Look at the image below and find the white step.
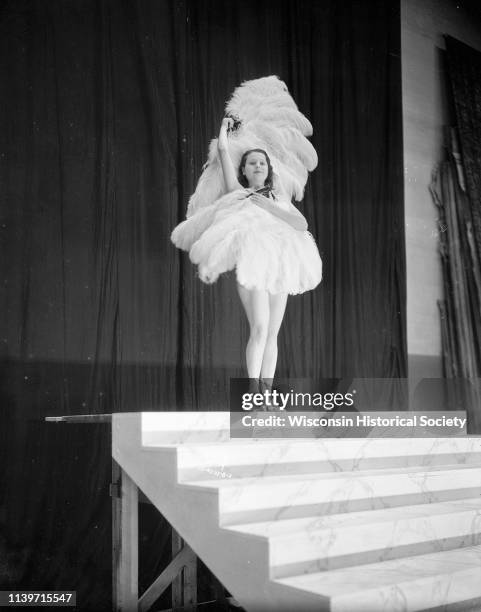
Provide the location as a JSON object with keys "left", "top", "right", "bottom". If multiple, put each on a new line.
{"left": 140, "top": 411, "right": 475, "bottom": 447}
{"left": 226, "top": 497, "right": 481, "bottom": 577}
{"left": 275, "top": 545, "right": 481, "bottom": 612}
{"left": 172, "top": 438, "right": 481, "bottom": 481}
{"left": 183, "top": 463, "right": 481, "bottom": 524}
{"left": 141, "top": 412, "right": 230, "bottom": 445}
{"left": 113, "top": 414, "right": 481, "bottom": 612}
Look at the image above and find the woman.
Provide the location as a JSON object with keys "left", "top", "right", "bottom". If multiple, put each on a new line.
{"left": 171, "top": 116, "right": 323, "bottom": 398}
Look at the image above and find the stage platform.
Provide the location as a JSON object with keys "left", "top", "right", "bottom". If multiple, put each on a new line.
{"left": 47, "top": 412, "right": 481, "bottom": 612}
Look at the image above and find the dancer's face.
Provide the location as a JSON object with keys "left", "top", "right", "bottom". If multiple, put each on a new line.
{"left": 242, "top": 152, "right": 269, "bottom": 188}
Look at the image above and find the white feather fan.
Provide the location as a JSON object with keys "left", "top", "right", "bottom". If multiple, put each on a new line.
{"left": 186, "top": 75, "right": 317, "bottom": 218}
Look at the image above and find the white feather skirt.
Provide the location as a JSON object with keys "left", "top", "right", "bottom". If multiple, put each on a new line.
{"left": 171, "top": 189, "right": 323, "bottom": 295}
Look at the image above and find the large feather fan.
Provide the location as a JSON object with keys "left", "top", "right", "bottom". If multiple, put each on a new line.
{"left": 186, "top": 75, "right": 317, "bottom": 218}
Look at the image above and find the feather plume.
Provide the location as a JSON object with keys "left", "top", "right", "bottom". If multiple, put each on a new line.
{"left": 186, "top": 75, "right": 317, "bottom": 217}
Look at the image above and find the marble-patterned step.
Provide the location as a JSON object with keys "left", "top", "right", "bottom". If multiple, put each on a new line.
{"left": 226, "top": 497, "right": 481, "bottom": 578}
{"left": 114, "top": 414, "right": 481, "bottom": 612}
{"left": 174, "top": 438, "right": 481, "bottom": 481}
{"left": 141, "top": 412, "right": 230, "bottom": 445}
{"left": 275, "top": 544, "right": 481, "bottom": 612}
{"left": 183, "top": 463, "right": 481, "bottom": 525}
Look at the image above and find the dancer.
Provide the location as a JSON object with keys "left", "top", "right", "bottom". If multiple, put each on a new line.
{"left": 171, "top": 76, "right": 322, "bottom": 399}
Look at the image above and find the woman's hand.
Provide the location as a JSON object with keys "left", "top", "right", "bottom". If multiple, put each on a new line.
{"left": 250, "top": 193, "right": 273, "bottom": 211}
{"left": 218, "top": 117, "right": 234, "bottom": 151}
{"left": 250, "top": 193, "right": 308, "bottom": 231}
{"left": 221, "top": 117, "right": 234, "bottom": 131}
{"left": 217, "top": 117, "right": 243, "bottom": 191}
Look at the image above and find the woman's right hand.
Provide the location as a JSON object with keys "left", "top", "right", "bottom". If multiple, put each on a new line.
{"left": 221, "top": 117, "right": 234, "bottom": 132}
{"left": 218, "top": 117, "right": 233, "bottom": 151}
{"left": 217, "top": 117, "right": 243, "bottom": 190}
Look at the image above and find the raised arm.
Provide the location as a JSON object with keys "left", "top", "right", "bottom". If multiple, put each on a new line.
{"left": 217, "top": 118, "right": 243, "bottom": 193}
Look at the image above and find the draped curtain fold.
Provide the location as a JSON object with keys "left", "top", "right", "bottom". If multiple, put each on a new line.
{"left": 433, "top": 36, "right": 481, "bottom": 431}
{"left": 445, "top": 36, "right": 481, "bottom": 265}
{"left": 1, "top": 0, "right": 404, "bottom": 607}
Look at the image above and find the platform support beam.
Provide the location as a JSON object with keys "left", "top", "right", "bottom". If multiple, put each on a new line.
{"left": 172, "top": 531, "right": 197, "bottom": 611}
{"left": 112, "top": 461, "right": 204, "bottom": 612}
{"left": 112, "top": 461, "right": 139, "bottom": 612}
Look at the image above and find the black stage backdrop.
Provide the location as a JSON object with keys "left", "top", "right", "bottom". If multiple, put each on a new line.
{"left": 1, "top": 0, "right": 405, "bottom": 608}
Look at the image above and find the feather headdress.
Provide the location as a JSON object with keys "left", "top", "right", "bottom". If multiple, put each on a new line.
{"left": 186, "top": 75, "right": 317, "bottom": 218}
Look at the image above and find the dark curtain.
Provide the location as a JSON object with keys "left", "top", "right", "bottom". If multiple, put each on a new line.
{"left": 1, "top": 0, "right": 405, "bottom": 608}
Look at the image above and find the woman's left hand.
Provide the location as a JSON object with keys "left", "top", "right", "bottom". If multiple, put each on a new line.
{"left": 250, "top": 193, "right": 271, "bottom": 210}
{"left": 250, "top": 192, "right": 308, "bottom": 231}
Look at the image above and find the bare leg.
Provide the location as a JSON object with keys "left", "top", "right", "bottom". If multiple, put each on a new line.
{"left": 237, "top": 284, "right": 270, "bottom": 378}
{"left": 260, "top": 292, "right": 288, "bottom": 383}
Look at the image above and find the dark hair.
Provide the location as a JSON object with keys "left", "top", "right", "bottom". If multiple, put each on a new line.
{"left": 238, "top": 149, "right": 274, "bottom": 189}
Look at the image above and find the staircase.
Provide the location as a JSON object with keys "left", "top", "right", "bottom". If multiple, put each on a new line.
{"left": 112, "top": 412, "right": 481, "bottom": 612}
